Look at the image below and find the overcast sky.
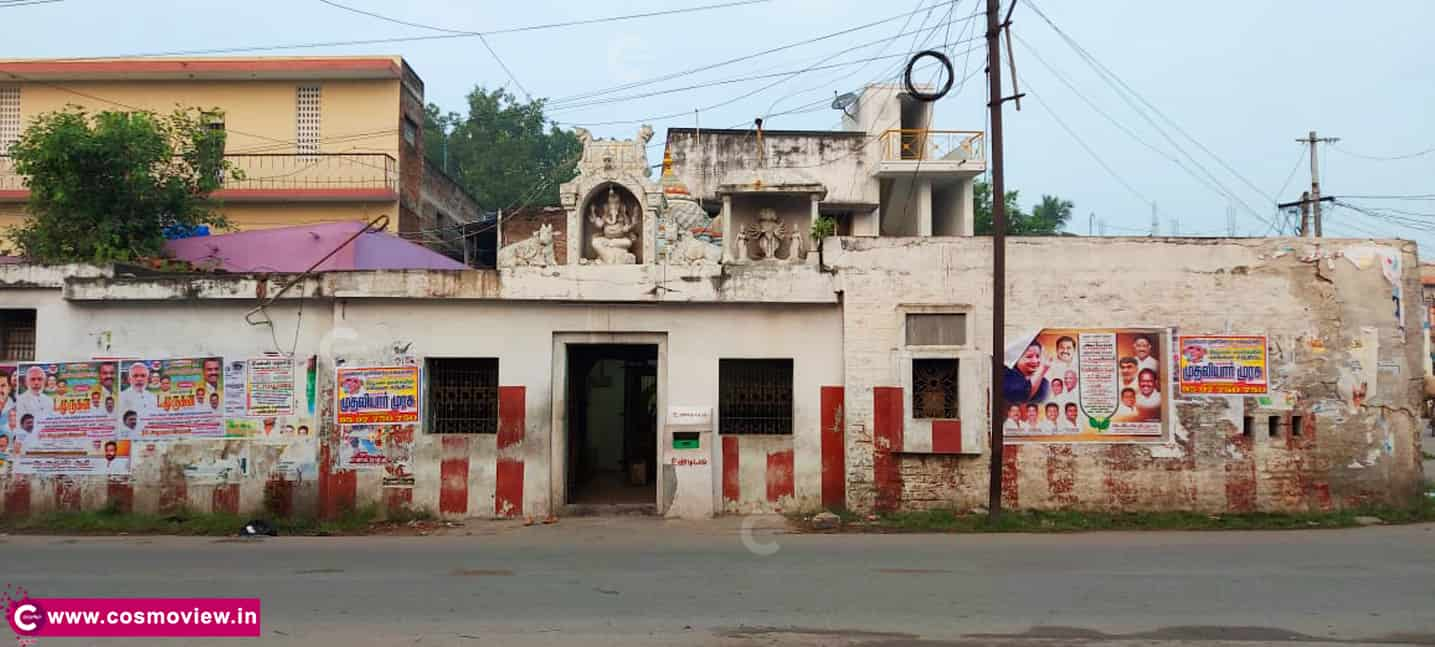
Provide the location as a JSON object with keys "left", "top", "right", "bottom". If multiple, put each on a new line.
{"left": 7, "top": 0, "right": 1435, "bottom": 249}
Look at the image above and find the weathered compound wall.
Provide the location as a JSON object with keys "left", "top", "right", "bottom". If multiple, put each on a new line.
{"left": 830, "top": 236, "right": 1426, "bottom": 514}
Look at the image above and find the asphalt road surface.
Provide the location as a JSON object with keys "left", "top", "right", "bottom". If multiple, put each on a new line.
{"left": 4, "top": 517, "right": 1435, "bottom": 647}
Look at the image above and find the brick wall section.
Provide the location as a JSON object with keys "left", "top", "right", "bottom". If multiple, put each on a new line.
{"left": 830, "top": 237, "right": 1425, "bottom": 514}
{"left": 419, "top": 162, "right": 482, "bottom": 262}
{"left": 396, "top": 63, "right": 426, "bottom": 236}
{"left": 500, "top": 207, "right": 568, "bottom": 265}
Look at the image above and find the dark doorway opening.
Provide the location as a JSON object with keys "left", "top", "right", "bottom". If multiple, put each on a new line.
{"left": 566, "top": 344, "right": 658, "bottom": 508}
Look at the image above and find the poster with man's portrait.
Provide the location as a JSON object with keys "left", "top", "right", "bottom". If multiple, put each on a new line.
{"left": 1002, "top": 328, "right": 1167, "bottom": 442}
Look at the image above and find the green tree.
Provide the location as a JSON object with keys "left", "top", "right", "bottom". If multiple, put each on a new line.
{"left": 973, "top": 181, "right": 1075, "bottom": 235}
{"left": 6, "top": 107, "right": 235, "bottom": 263}
{"left": 426, "top": 87, "right": 581, "bottom": 210}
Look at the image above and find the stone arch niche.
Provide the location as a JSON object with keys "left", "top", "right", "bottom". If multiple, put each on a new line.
{"left": 579, "top": 182, "right": 644, "bottom": 264}
{"left": 557, "top": 124, "right": 661, "bottom": 265}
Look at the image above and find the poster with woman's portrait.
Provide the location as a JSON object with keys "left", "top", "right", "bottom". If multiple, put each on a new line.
{"left": 1002, "top": 328, "right": 1167, "bottom": 442}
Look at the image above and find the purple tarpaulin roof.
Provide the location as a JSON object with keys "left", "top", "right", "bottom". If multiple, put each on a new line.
{"left": 164, "top": 221, "right": 467, "bottom": 272}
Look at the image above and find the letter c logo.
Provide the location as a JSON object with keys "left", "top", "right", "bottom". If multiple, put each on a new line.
{"left": 12, "top": 603, "right": 38, "bottom": 633}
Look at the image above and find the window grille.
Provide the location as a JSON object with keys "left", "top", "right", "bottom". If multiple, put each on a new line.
{"left": 719, "top": 359, "right": 793, "bottom": 435}
{"left": 911, "top": 358, "right": 958, "bottom": 419}
{"left": 426, "top": 358, "right": 498, "bottom": 434}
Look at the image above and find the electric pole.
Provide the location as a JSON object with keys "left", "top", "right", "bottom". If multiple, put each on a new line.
{"left": 1226, "top": 202, "right": 1236, "bottom": 237}
{"left": 1088, "top": 212, "right": 1094, "bottom": 236}
{"left": 986, "top": 0, "right": 1020, "bottom": 519}
{"left": 1150, "top": 202, "right": 1159, "bottom": 236}
{"left": 1298, "top": 131, "right": 1339, "bottom": 237}
{"left": 1298, "top": 191, "right": 1311, "bottom": 237}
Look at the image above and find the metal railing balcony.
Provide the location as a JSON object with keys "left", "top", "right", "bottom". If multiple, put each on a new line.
{"left": 0, "top": 152, "right": 398, "bottom": 197}
{"left": 879, "top": 129, "right": 985, "bottom": 163}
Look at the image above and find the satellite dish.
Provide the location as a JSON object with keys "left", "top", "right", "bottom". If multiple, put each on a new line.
{"left": 831, "top": 91, "right": 859, "bottom": 118}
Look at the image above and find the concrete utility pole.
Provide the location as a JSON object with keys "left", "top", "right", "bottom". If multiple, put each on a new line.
{"left": 1150, "top": 202, "right": 1158, "bottom": 236}
{"left": 1226, "top": 202, "right": 1236, "bottom": 237}
{"left": 1298, "top": 131, "right": 1339, "bottom": 237}
{"left": 1088, "top": 212, "right": 1094, "bottom": 236}
{"left": 1298, "top": 191, "right": 1312, "bottom": 238}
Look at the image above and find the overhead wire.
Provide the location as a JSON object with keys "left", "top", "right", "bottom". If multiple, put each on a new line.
{"left": 1021, "top": 0, "right": 1276, "bottom": 234}
{"left": 38, "top": 0, "right": 772, "bottom": 61}
{"left": 548, "top": 1, "right": 972, "bottom": 107}
{"left": 1330, "top": 142, "right": 1435, "bottom": 161}
{"left": 314, "top": 0, "right": 534, "bottom": 100}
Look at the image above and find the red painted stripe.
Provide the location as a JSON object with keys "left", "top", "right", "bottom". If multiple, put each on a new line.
{"left": 765, "top": 449, "right": 795, "bottom": 504}
{"left": 55, "top": 477, "right": 82, "bottom": 512}
{"left": 212, "top": 484, "right": 240, "bottom": 516}
{"left": 159, "top": 469, "right": 188, "bottom": 515}
{"left": 263, "top": 477, "right": 293, "bottom": 518}
{"left": 318, "top": 439, "right": 357, "bottom": 521}
{"left": 107, "top": 480, "right": 134, "bottom": 514}
{"left": 1000, "top": 444, "right": 1020, "bottom": 510}
{"left": 439, "top": 436, "right": 470, "bottom": 516}
{"left": 385, "top": 487, "right": 414, "bottom": 516}
{"left": 873, "top": 386, "right": 904, "bottom": 513}
{"left": 820, "top": 386, "right": 845, "bottom": 510}
{"left": 931, "top": 420, "right": 962, "bottom": 454}
{"left": 0, "top": 58, "right": 402, "bottom": 77}
{"left": 495, "top": 386, "right": 525, "bottom": 518}
{"left": 722, "top": 436, "right": 740, "bottom": 505}
{"left": 3, "top": 480, "right": 30, "bottom": 518}
{"left": 0, "top": 190, "right": 27, "bottom": 202}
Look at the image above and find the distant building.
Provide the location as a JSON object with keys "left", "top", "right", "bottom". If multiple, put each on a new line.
{"left": 0, "top": 56, "right": 478, "bottom": 262}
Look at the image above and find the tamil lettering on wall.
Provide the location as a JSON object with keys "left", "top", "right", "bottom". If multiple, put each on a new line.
{"left": 1177, "top": 335, "right": 1269, "bottom": 395}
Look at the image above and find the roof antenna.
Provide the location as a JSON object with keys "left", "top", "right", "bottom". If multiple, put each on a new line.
{"left": 831, "top": 91, "right": 859, "bottom": 120}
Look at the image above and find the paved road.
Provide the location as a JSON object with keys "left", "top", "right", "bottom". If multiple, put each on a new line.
{"left": 4, "top": 518, "right": 1435, "bottom": 646}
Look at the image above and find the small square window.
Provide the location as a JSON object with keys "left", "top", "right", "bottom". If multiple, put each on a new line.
{"left": 911, "top": 358, "right": 958, "bottom": 419}
{"left": 906, "top": 313, "right": 966, "bottom": 346}
{"left": 0, "top": 309, "right": 36, "bottom": 361}
{"left": 402, "top": 117, "right": 418, "bottom": 146}
{"left": 426, "top": 357, "right": 498, "bottom": 434}
{"left": 719, "top": 359, "right": 793, "bottom": 435}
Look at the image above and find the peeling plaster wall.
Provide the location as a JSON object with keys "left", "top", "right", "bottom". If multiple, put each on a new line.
{"left": 1, "top": 289, "right": 331, "bottom": 519}
{"left": 829, "top": 236, "right": 1426, "bottom": 514}
{"left": 329, "top": 301, "right": 843, "bottom": 518}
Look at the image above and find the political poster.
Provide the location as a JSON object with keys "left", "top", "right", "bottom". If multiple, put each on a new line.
{"left": 223, "top": 359, "right": 247, "bottom": 418}
{"left": 10, "top": 361, "right": 128, "bottom": 475}
{"left": 339, "top": 424, "right": 387, "bottom": 468}
{"left": 335, "top": 366, "right": 420, "bottom": 425}
{"left": 0, "top": 362, "right": 16, "bottom": 470}
{"left": 246, "top": 357, "right": 296, "bottom": 416}
{"left": 1001, "top": 328, "right": 1167, "bottom": 442}
{"left": 1177, "top": 335, "right": 1269, "bottom": 395}
{"left": 382, "top": 424, "right": 415, "bottom": 488}
{"left": 117, "top": 357, "right": 224, "bottom": 441}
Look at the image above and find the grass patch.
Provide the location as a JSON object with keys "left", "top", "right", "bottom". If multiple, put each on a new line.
{"left": 0, "top": 505, "right": 381, "bottom": 537}
{"left": 1422, "top": 451, "right": 1435, "bottom": 460}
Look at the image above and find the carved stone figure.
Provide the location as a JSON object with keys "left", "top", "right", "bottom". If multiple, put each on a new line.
{"left": 666, "top": 229, "right": 723, "bottom": 266}
{"left": 587, "top": 187, "right": 638, "bottom": 264}
{"left": 497, "top": 223, "right": 557, "bottom": 267}
{"left": 635, "top": 124, "right": 654, "bottom": 177}
{"left": 739, "top": 208, "right": 806, "bottom": 263}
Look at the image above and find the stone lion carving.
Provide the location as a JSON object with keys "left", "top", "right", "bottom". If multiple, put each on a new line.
{"left": 497, "top": 223, "right": 557, "bottom": 267}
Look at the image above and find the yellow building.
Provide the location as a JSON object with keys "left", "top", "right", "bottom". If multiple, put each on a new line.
{"left": 0, "top": 56, "right": 478, "bottom": 259}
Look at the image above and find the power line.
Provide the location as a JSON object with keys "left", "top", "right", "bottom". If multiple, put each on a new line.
{"left": 1021, "top": 0, "right": 1276, "bottom": 234}
{"left": 548, "top": 1, "right": 974, "bottom": 106}
{"left": 38, "top": 0, "right": 771, "bottom": 61}
{"left": 0, "top": 0, "right": 62, "bottom": 8}
{"left": 550, "top": 37, "right": 982, "bottom": 114}
{"left": 1021, "top": 77, "right": 1150, "bottom": 205}
{"left": 1330, "top": 142, "right": 1435, "bottom": 161}
{"left": 315, "top": 0, "right": 533, "bottom": 101}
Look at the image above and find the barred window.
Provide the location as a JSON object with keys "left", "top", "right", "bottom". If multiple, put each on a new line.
{"left": 426, "top": 358, "right": 498, "bottom": 434}
{"left": 719, "top": 359, "right": 792, "bottom": 435}
{"left": 0, "top": 309, "right": 36, "bottom": 362}
{"left": 911, "top": 358, "right": 958, "bottom": 419}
